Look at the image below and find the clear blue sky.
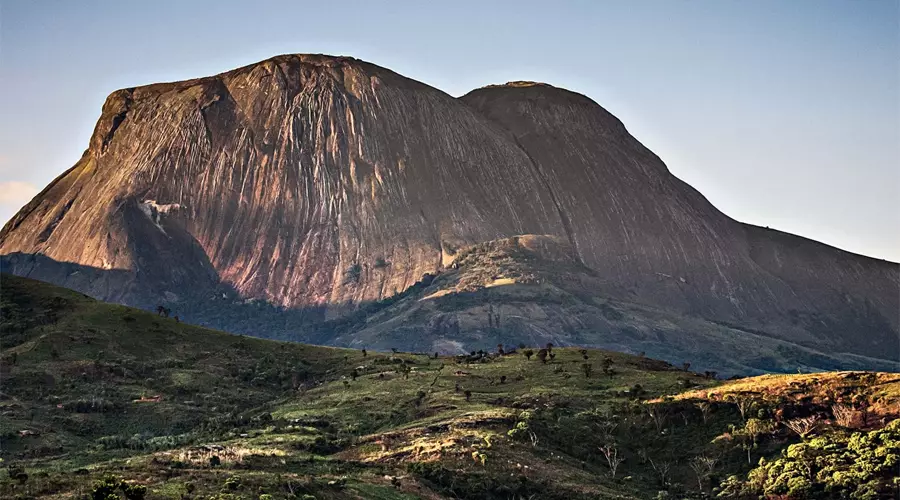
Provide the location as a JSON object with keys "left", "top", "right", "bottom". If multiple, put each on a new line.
{"left": 1, "top": 0, "right": 897, "bottom": 261}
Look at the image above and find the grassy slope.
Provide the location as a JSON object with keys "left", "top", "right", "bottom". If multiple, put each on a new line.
{"left": 1, "top": 274, "right": 898, "bottom": 499}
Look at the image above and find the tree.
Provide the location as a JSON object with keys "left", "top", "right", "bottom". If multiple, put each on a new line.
{"left": 695, "top": 401, "right": 712, "bottom": 424}
{"left": 497, "top": 344, "right": 504, "bottom": 355}
{"left": 546, "top": 342, "right": 553, "bottom": 352}
{"left": 689, "top": 455, "right": 717, "bottom": 493}
{"left": 737, "top": 418, "right": 776, "bottom": 464}
{"left": 524, "top": 349, "right": 534, "bottom": 360}
{"left": 537, "top": 349, "right": 549, "bottom": 364}
{"left": 499, "top": 375, "right": 507, "bottom": 384}
{"left": 649, "top": 458, "right": 671, "bottom": 488}
{"left": 599, "top": 445, "right": 624, "bottom": 477}
{"left": 361, "top": 348, "right": 367, "bottom": 357}
{"left": 464, "top": 390, "right": 472, "bottom": 402}
{"left": 730, "top": 396, "right": 754, "bottom": 421}
{"left": 784, "top": 416, "right": 820, "bottom": 438}
{"left": 832, "top": 404, "right": 859, "bottom": 428}
{"left": 682, "top": 362, "right": 691, "bottom": 371}
{"left": 581, "top": 363, "right": 593, "bottom": 378}
{"left": 647, "top": 406, "right": 667, "bottom": 433}
{"left": 91, "top": 476, "right": 122, "bottom": 500}
{"left": 121, "top": 482, "right": 147, "bottom": 500}
{"left": 719, "top": 420, "right": 900, "bottom": 499}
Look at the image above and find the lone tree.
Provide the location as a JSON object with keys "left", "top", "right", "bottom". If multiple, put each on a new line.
{"left": 695, "top": 401, "right": 713, "bottom": 424}
{"left": 524, "top": 349, "right": 534, "bottom": 360}
{"left": 497, "top": 344, "right": 504, "bottom": 355}
{"left": 737, "top": 418, "right": 776, "bottom": 464}
{"left": 464, "top": 390, "right": 472, "bottom": 402}
{"left": 361, "top": 348, "right": 367, "bottom": 357}
{"left": 599, "top": 445, "right": 624, "bottom": 477}
{"left": 582, "top": 363, "right": 593, "bottom": 378}
{"left": 601, "top": 357, "right": 615, "bottom": 377}
{"left": 689, "top": 455, "right": 718, "bottom": 494}
{"left": 730, "top": 395, "right": 755, "bottom": 421}
{"left": 537, "top": 349, "right": 549, "bottom": 364}
{"left": 546, "top": 342, "right": 554, "bottom": 352}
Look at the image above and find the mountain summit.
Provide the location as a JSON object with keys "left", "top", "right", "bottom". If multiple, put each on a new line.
{"left": 2, "top": 54, "right": 897, "bottom": 372}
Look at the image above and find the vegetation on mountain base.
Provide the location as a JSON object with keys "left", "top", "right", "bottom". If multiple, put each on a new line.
{"left": 2, "top": 274, "right": 898, "bottom": 499}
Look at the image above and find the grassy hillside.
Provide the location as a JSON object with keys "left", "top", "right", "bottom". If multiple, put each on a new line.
{"left": 1, "top": 274, "right": 898, "bottom": 499}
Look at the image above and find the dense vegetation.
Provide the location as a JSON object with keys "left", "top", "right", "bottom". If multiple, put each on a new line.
{"left": 1, "top": 274, "right": 898, "bottom": 499}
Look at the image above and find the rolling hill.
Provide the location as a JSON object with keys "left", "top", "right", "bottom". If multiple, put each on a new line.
{"left": 2, "top": 274, "right": 898, "bottom": 499}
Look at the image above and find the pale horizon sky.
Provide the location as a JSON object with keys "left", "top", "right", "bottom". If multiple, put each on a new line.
{"left": 1, "top": 0, "right": 898, "bottom": 261}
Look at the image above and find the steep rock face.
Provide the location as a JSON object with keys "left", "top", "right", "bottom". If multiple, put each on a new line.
{"left": 1, "top": 55, "right": 566, "bottom": 314}
{"left": 1, "top": 55, "right": 897, "bottom": 368}
{"left": 461, "top": 84, "right": 899, "bottom": 359}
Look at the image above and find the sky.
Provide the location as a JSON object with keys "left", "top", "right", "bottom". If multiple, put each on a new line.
{"left": 1, "top": 0, "right": 897, "bottom": 261}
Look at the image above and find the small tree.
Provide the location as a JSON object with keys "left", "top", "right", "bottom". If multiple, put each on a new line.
{"left": 689, "top": 455, "right": 717, "bottom": 493}
{"left": 731, "top": 396, "right": 754, "bottom": 421}
{"left": 121, "top": 482, "right": 148, "bottom": 500}
{"left": 464, "top": 390, "right": 472, "bottom": 402}
{"left": 647, "top": 406, "right": 667, "bottom": 433}
{"left": 696, "top": 401, "right": 712, "bottom": 424}
{"left": 537, "top": 349, "right": 549, "bottom": 364}
{"left": 499, "top": 375, "right": 507, "bottom": 384}
{"left": 784, "top": 416, "right": 820, "bottom": 438}
{"left": 497, "top": 344, "right": 504, "bottom": 355}
{"left": 832, "top": 404, "right": 859, "bottom": 428}
{"left": 682, "top": 362, "right": 691, "bottom": 371}
{"left": 524, "top": 349, "right": 534, "bottom": 360}
{"left": 546, "top": 342, "right": 553, "bottom": 352}
{"left": 649, "top": 458, "right": 671, "bottom": 488}
{"left": 738, "top": 418, "right": 775, "bottom": 464}
{"left": 599, "top": 445, "right": 624, "bottom": 477}
{"left": 361, "top": 348, "right": 367, "bottom": 357}
{"left": 581, "top": 363, "right": 593, "bottom": 378}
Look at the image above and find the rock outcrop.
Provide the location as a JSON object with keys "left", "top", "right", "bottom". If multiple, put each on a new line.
{"left": 2, "top": 54, "right": 897, "bottom": 370}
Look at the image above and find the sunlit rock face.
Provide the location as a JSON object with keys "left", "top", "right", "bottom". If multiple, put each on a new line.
{"left": 1, "top": 54, "right": 897, "bottom": 362}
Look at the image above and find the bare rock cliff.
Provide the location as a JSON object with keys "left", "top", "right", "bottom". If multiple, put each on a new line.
{"left": 2, "top": 54, "right": 897, "bottom": 368}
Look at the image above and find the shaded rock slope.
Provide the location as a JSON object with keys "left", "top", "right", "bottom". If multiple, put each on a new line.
{"left": 1, "top": 54, "right": 897, "bottom": 372}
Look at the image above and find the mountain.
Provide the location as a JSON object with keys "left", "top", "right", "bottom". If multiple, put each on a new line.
{"left": 1, "top": 54, "right": 897, "bottom": 373}
{"left": 3, "top": 273, "right": 899, "bottom": 499}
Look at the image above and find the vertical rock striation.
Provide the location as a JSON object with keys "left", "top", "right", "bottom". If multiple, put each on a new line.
{"left": 1, "top": 55, "right": 896, "bottom": 365}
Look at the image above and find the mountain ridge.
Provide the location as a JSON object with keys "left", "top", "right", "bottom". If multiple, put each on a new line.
{"left": 1, "top": 53, "right": 897, "bottom": 372}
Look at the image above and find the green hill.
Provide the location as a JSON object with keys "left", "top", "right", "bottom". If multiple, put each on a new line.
{"left": 1, "top": 274, "right": 898, "bottom": 499}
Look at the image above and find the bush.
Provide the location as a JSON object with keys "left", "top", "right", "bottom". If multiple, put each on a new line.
{"left": 718, "top": 420, "right": 900, "bottom": 499}
{"left": 90, "top": 476, "right": 121, "bottom": 500}
{"left": 121, "top": 482, "right": 147, "bottom": 500}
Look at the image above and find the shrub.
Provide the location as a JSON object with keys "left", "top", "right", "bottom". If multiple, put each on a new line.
{"left": 91, "top": 476, "right": 122, "bottom": 500}
{"left": 718, "top": 420, "right": 900, "bottom": 499}
{"left": 121, "top": 482, "right": 147, "bottom": 500}
{"left": 223, "top": 476, "right": 241, "bottom": 491}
